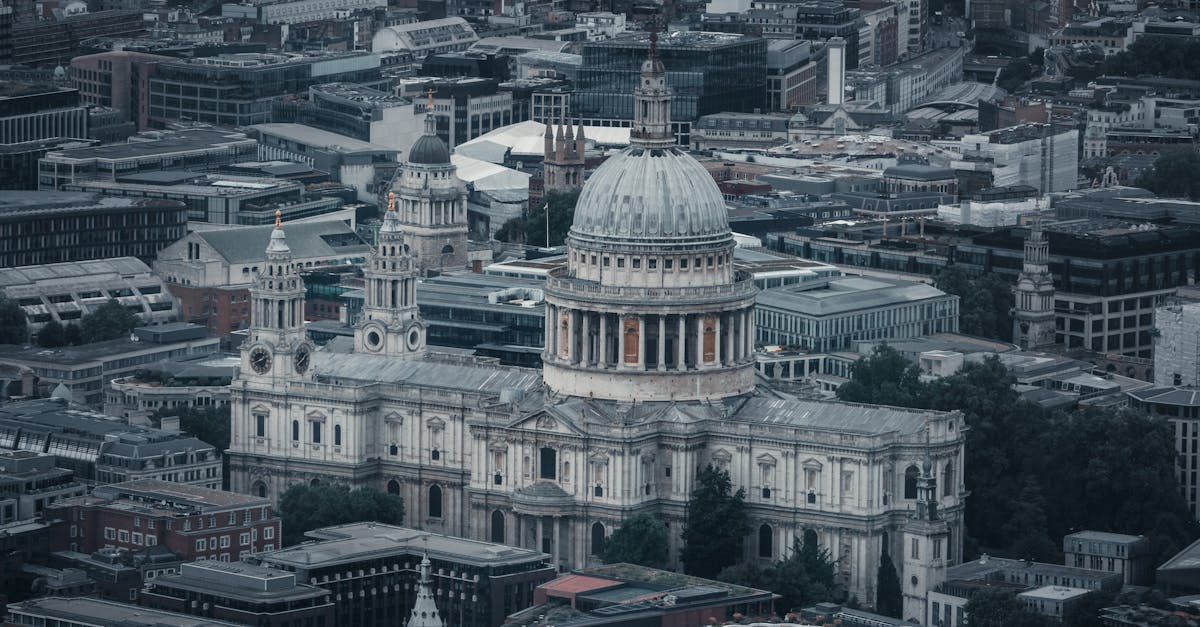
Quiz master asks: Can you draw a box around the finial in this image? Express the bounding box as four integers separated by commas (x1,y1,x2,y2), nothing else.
649,17,659,62
387,191,396,212
425,88,435,113
274,209,282,228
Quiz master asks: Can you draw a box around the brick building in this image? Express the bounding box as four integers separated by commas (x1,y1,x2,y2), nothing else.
140,560,334,627
47,480,279,562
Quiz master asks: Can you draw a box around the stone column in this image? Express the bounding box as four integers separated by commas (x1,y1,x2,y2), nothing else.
677,315,687,370
657,315,666,371
545,304,555,357
743,309,754,357
581,311,591,366
552,515,561,567
724,314,735,366
536,516,544,553
598,313,608,368
637,316,646,370
568,309,578,364
714,314,722,366
695,315,705,369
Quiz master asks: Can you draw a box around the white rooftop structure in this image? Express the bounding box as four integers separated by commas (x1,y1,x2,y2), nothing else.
455,120,630,163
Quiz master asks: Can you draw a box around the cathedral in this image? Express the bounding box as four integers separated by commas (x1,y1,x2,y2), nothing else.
227,38,966,608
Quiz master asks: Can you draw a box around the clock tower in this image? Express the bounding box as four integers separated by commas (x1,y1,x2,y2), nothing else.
242,211,314,381
355,192,426,358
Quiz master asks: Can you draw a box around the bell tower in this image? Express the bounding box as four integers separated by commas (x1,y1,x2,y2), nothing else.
1012,216,1057,350
543,115,586,194
356,192,426,358
630,24,675,150
241,211,314,381
902,448,950,625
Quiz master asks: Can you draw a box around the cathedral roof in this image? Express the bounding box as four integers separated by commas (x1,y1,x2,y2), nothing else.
569,147,732,244
408,133,451,165
315,353,542,394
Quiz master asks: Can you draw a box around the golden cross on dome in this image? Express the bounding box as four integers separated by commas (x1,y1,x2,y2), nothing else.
274,209,282,228
425,88,435,112
387,191,396,212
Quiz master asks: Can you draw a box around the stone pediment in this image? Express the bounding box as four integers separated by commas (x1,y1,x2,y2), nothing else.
306,410,326,422
511,480,576,515
802,457,823,470
756,453,777,466
507,410,587,437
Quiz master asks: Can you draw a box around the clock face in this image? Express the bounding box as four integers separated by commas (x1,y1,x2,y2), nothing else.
294,345,311,375
250,347,272,374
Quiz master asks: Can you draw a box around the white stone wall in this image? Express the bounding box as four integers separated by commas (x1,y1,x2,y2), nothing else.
1155,302,1200,387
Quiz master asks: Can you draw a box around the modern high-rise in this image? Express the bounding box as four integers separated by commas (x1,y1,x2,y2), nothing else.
70,51,173,131
148,52,383,127
574,31,766,145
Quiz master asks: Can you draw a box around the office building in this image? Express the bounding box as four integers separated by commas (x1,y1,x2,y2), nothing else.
0,84,88,145
249,523,555,627
576,12,627,41
0,257,178,337
153,220,371,335
63,173,341,226
0,5,12,65
140,560,334,627
0,519,52,603
225,45,967,605
414,77,514,148
250,123,398,203
793,1,864,69
37,128,258,190
1128,387,1200,521
843,46,965,115
372,17,480,60
0,191,187,268
755,276,960,352
1156,302,1200,388
511,563,777,625
416,273,547,367
574,31,767,145
954,124,1079,194
230,0,386,24
6,597,242,627
0,451,86,524
69,51,173,131
105,360,232,423
690,112,791,151
48,480,279,560
0,398,221,485
1063,530,1153,586
274,83,424,153
148,52,383,128
9,10,143,68
767,39,818,111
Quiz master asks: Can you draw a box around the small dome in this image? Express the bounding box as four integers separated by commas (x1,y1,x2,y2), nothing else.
570,147,730,243
408,134,450,165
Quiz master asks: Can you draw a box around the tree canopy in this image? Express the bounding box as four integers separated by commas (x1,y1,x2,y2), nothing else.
838,345,1199,562
1102,36,1200,81
81,298,140,343
36,320,67,348
681,465,750,578
152,405,231,453
0,297,28,345
277,483,405,546
601,513,670,569
964,588,1054,627
1134,149,1200,201
934,266,1013,342
875,553,902,618
718,535,838,614
495,190,580,247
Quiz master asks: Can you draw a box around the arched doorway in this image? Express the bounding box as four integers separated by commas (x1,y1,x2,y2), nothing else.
590,522,605,556
491,510,505,544
758,524,773,558
252,481,268,498
428,485,443,519
387,479,400,495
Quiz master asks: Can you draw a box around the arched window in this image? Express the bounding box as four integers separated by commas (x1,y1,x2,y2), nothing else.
904,465,919,499
432,449,440,461
591,522,605,556
881,531,890,557
252,481,267,498
291,420,299,441
310,478,320,487
491,510,505,544
758,524,773,558
942,462,954,498
428,485,443,519
334,425,342,447
387,479,400,495
803,528,818,552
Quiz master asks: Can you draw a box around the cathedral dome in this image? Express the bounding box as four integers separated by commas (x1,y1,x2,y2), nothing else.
569,147,731,244
407,133,451,165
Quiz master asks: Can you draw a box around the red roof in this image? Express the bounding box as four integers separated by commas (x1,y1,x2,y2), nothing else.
541,574,616,596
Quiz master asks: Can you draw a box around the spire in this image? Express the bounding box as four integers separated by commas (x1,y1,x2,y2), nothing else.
266,210,290,256
630,18,674,150
407,553,444,627
423,88,437,136
544,118,554,160
575,119,586,159
381,191,402,234
555,116,566,161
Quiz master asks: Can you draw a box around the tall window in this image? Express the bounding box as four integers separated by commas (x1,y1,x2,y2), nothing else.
758,524,773,558
311,422,322,444
911,538,920,560
428,485,443,518
540,448,557,480
254,414,266,438
291,420,299,442
943,462,954,498
334,425,342,447
591,522,605,556
904,465,919,499
491,510,505,544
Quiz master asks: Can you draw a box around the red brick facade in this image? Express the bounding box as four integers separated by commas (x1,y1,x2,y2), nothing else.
167,283,251,338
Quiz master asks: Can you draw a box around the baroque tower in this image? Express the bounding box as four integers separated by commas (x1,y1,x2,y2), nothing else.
540,27,758,402
406,553,444,627
901,447,950,625
356,191,426,358
393,91,468,274
1012,216,1057,350
240,211,314,384
542,115,586,194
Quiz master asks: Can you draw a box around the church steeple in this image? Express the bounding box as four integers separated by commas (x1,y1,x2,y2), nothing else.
902,427,951,625
630,23,675,150
407,553,444,627
243,210,311,380
1012,216,1057,350
356,192,426,357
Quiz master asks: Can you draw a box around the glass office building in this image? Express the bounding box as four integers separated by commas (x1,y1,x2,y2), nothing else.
574,31,766,144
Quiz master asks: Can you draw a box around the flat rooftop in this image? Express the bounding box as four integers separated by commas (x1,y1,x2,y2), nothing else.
0,191,181,219
260,523,549,570
756,276,953,316
1018,585,1092,601
1065,530,1148,545
43,129,253,162
251,123,396,154
6,596,241,626
589,30,752,49
92,479,271,509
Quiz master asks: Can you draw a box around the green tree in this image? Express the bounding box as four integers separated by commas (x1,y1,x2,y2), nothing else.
836,344,929,408
0,297,28,345
496,190,580,247
875,553,903,618
718,535,839,613
964,588,1054,627
1102,36,1200,81
934,266,1013,341
277,483,404,546
81,298,140,343
152,405,231,453
1134,149,1200,200
681,465,750,578
601,513,670,569
36,320,67,348
63,323,82,346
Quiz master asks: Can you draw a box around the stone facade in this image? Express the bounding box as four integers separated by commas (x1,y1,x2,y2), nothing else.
1155,301,1200,388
